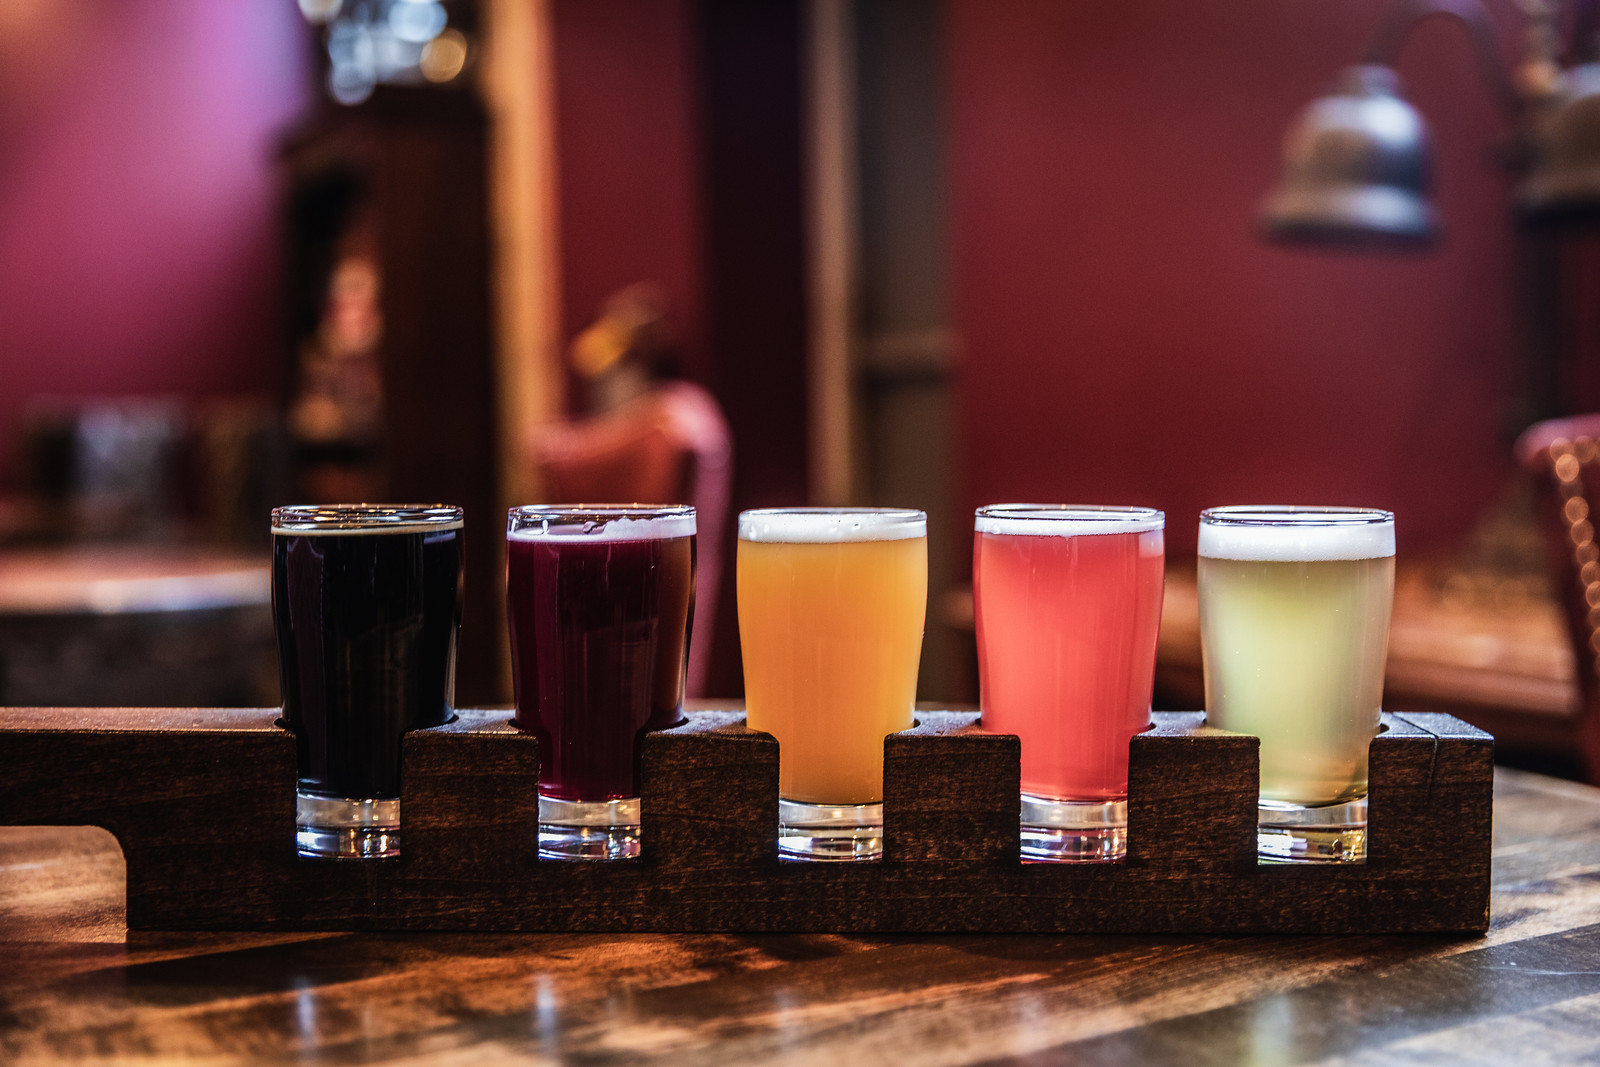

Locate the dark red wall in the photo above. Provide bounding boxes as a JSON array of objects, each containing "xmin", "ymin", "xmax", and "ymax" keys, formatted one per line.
[
  {"xmin": 0, "ymin": 1, "xmax": 310, "ymax": 487},
  {"xmin": 948, "ymin": 0, "xmax": 1522, "ymax": 556},
  {"xmin": 551, "ymin": 0, "xmax": 808, "ymax": 696},
  {"xmin": 551, "ymin": 0, "xmax": 707, "ymax": 373}
]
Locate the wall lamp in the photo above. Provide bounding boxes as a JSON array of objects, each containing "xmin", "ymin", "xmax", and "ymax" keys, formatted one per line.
[{"xmin": 1262, "ymin": 0, "xmax": 1600, "ymax": 247}]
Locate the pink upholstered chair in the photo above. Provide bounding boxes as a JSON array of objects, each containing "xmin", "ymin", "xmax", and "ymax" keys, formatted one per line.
[{"xmin": 1516, "ymin": 414, "xmax": 1600, "ymax": 782}]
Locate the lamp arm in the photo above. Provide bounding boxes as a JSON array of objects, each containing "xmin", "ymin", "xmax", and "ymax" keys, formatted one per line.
[{"xmin": 1361, "ymin": 0, "xmax": 1523, "ymax": 118}]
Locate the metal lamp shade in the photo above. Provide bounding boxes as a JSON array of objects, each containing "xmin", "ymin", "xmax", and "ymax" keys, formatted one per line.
[
  {"xmin": 1262, "ymin": 65, "xmax": 1437, "ymax": 248},
  {"xmin": 1520, "ymin": 64, "xmax": 1600, "ymax": 226}
]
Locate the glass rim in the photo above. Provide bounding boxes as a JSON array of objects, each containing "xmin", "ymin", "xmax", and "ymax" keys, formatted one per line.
[
  {"xmin": 509, "ymin": 503, "xmax": 695, "ymax": 521},
  {"xmin": 271, "ymin": 504, "xmax": 463, "ymax": 534},
  {"xmin": 975, "ymin": 504, "xmax": 1164, "ymax": 522},
  {"xmin": 1200, "ymin": 505, "xmax": 1394, "ymax": 527},
  {"xmin": 508, "ymin": 504, "xmax": 695, "ymax": 540}
]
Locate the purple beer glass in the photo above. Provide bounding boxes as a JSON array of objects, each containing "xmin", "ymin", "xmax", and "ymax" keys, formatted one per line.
[{"xmin": 507, "ymin": 505, "xmax": 695, "ymax": 859}]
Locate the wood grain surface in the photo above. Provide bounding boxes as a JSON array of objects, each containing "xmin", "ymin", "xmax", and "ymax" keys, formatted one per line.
[
  {"xmin": 0, "ymin": 768, "xmax": 1595, "ymax": 1065},
  {"xmin": 0, "ymin": 707, "xmax": 1492, "ymax": 934}
]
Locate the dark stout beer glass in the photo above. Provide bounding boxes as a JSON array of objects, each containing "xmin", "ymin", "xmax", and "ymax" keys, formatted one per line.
[
  {"xmin": 272, "ymin": 504, "xmax": 463, "ymax": 859},
  {"xmin": 507, "ymin": 505, "xmax": 695, "ymax": 860}
]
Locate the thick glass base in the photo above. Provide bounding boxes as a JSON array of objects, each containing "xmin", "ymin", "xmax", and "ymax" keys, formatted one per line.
[
  {"xmin": 1257, "ymin": 795, "xmax": 1367, "ymax": 864},
  {"xmin": 539, "ymin": 796, "xmax": 640, "ymax": 861},
  {"xmin": 296, "ymin": 793, "xmax": 399, "ymax": 860},
  {"xmin": 778, "ymin": 799, "xmax": 883, "ymax": 861},
  {"xmin": 1020, "ymin": 795, "xmax": 1127, "ymax": 863}
]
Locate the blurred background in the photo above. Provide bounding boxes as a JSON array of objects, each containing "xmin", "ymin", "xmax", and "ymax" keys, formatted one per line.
[{"xmin": 6, "ymin": 0, "xmax": 1600, "ymax": 781}]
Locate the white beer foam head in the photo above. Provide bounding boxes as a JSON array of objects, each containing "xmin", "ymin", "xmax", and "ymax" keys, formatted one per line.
[
  {"xmin": 975, "ymin": 506, "xmax": 1163, "ymax": 537},
  {"xmin": 739, "ymin": 508, "xmax": 926, "ymax": 543},
  {"xmin": 508, "ymin": 507, "xmax": 695, "ymax": 542},
  {"xmin": 1198, "ymin": 507, "xmax": 1394, "ymax": 561}
]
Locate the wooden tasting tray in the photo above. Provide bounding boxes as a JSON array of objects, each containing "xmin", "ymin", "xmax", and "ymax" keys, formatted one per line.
[{"xmin": 0, "ymin": 705, "xmax": 1492, "ymax": 935}]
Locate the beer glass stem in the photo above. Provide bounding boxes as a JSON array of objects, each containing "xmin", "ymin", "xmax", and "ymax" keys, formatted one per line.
[
  {"xmin": 1257, "ymin": 796, "xmax": 1368, "ymax": 863},
  {"xmin": 538, "ymin": 796, "xmax": 641, "ymax": 861},
  {"xmin": 778, "ymin": 800, "xmax": 884, "ymax": 861},
  {"xmin": 295, "ymin": 793, "xmax": 400, "ymax": 860},
  {"xmin": 1020, "ymin": 796, "xmax": 1128, "ymax": 862}
]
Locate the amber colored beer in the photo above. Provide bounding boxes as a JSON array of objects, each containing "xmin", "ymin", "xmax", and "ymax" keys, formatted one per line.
[{"xmin": 738, "ymin": 509, "xmax": 927, "ymax": 805}]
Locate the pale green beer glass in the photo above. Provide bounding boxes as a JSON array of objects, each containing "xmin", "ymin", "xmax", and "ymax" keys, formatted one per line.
[{"xmin": 1198, "ymin": 506, "xmax": 1395, "ymax": 863}]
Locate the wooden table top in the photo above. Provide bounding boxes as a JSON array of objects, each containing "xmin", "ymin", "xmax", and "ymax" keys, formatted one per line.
[{"xmin": 2, "ymin": 767, "xmax": 1598, "ymax": 1064}]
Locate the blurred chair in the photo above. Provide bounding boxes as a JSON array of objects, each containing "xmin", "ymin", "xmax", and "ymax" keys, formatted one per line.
[
  {"xmin": 528, "ymin": 381, "xmax": 732, "ymax": 696},
  {"xmin": 1516, "ymin": 414, "xmax": 1600, "ymax": 783}
]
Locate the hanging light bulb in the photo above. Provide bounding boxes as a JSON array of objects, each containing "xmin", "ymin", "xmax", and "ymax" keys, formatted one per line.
[{"xmin": 1261, "ymin": 65, "xmax": 1436, "ymax": 248}]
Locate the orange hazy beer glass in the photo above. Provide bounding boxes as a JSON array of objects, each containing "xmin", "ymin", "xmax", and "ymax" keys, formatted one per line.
[{"xmin": 737, "ymin": 508, "xmax": 927, "ymax": 860}]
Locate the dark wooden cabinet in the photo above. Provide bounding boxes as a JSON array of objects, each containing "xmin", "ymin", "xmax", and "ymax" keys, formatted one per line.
[{"xmin": 280, "ymin": 88, "xmax": 505, "ymax": 704}]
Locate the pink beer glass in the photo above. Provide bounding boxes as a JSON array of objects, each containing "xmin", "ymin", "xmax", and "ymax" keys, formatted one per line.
[{"xmin": 974, "ymin": 505, "xmax": 1165, "ymax": 861}]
